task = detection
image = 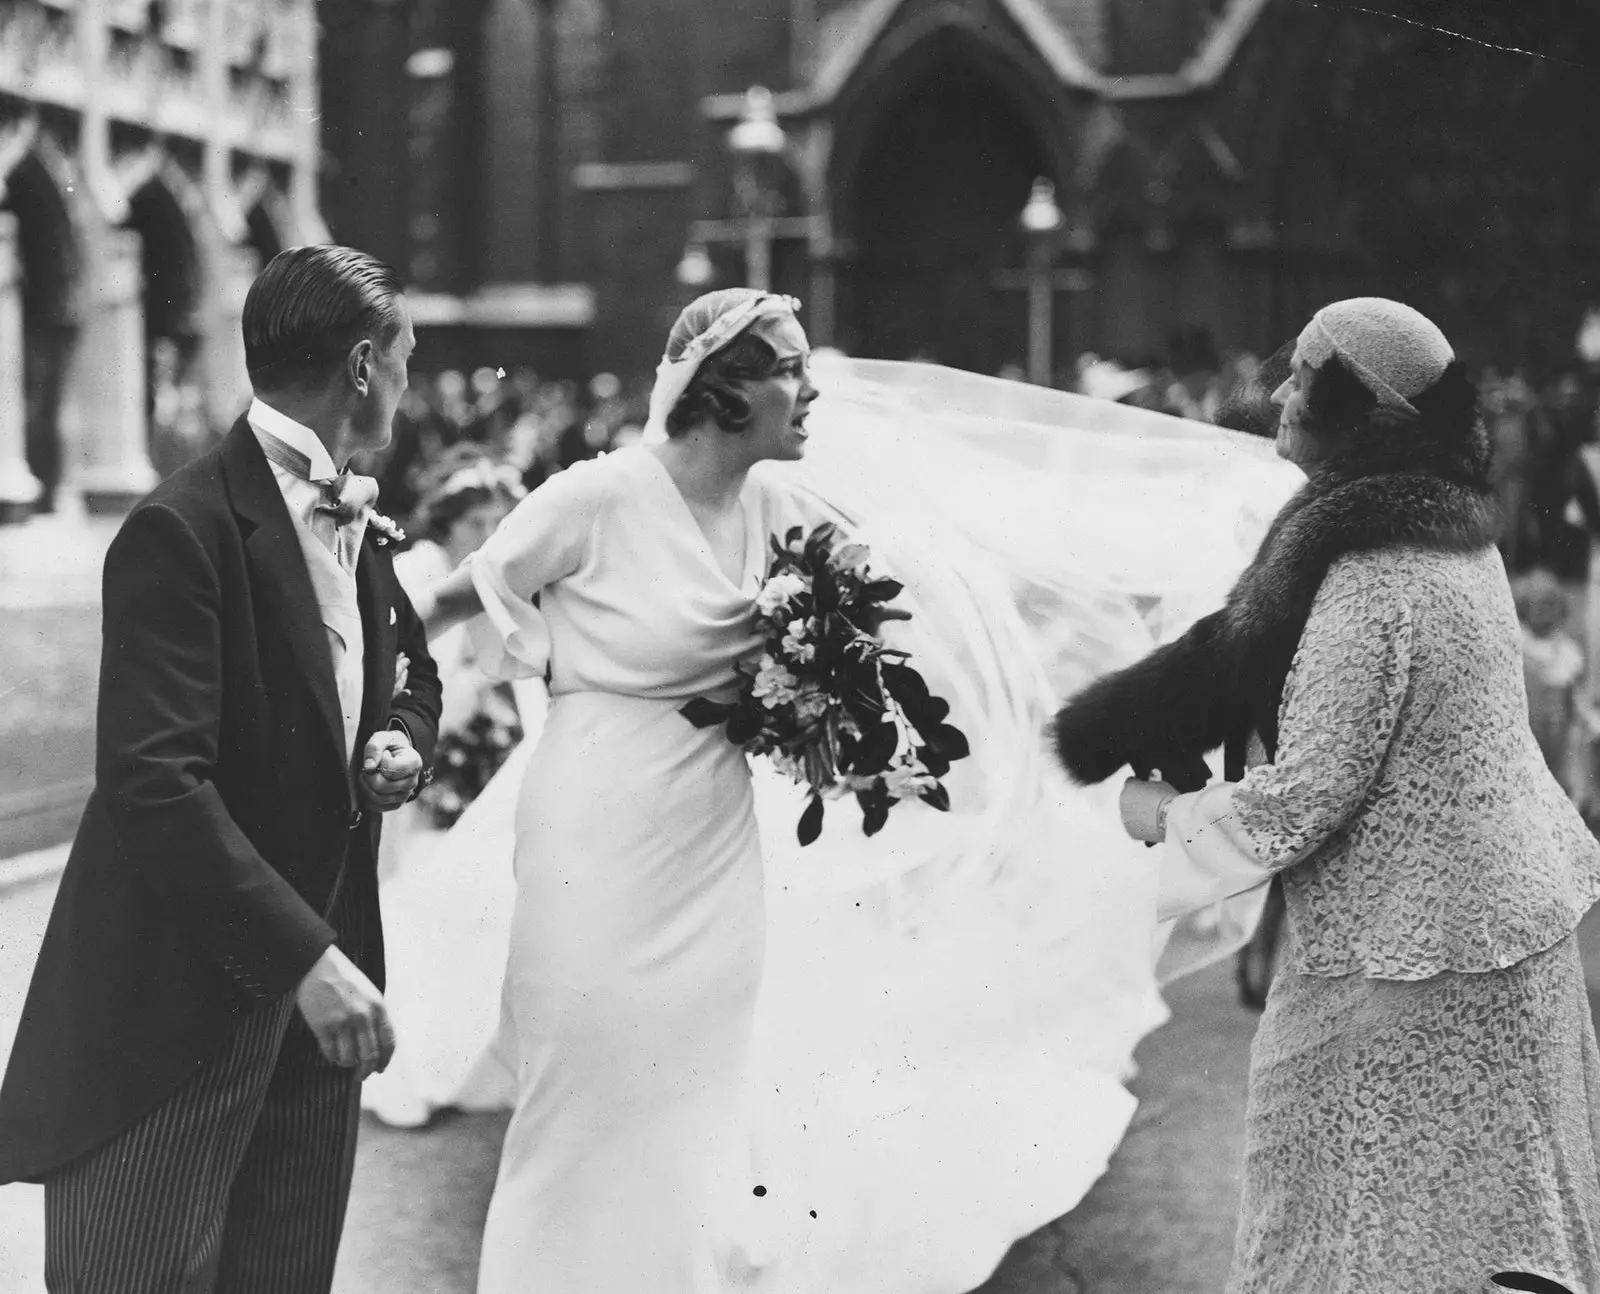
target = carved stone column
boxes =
[63,228,157,513]
[199,242,258,433]
[0,213,43,523]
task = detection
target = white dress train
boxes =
[381,361,1301,1291]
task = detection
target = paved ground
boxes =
[7,847,1600,1294]
[331,958,1256,1294]
[0,511,1592,1291]
[0,503,1250,1294]
[0,848,1252,1294]
[0,506,109,861]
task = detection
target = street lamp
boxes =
[1020,177,1065,386]
[1579,307,1600,370]
[675,241,714,291]
[727,86,787,292]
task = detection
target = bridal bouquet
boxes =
[682,522,969,845]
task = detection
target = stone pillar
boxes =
[288,0,328,244]
[63,228,157,514]
[199,242,258,433]
[0,213,43,523]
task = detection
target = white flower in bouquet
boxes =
[756,571,809,616]
[791,683,830,724]
[781,619,816,663]
[883,757,938,801]
[681,520,969,845]
[751,654,800,708]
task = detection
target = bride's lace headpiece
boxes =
[644,290,802,440]
[1296,297,1454,420]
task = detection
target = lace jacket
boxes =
[1163,543,1600,979]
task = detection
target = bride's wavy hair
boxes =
[664,288,788,436]
[1301,353,1490,485]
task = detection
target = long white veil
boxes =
[720,358,1301,1284]
[388,356,1305,1285]
[750,355,1301,945]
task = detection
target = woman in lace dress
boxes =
[1059,298,1600,1292]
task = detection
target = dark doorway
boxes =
[836,52,1048,376]
[3,154,77,513]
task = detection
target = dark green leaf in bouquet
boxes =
[812,564,839,615]
[785,525,805,548]
[804,522,837,561]
[835,727,859,769]
[834,542,871,574]
[860,577,904,604]
[881,661,932,706]
[853,719,900,774]
[680,697,733,728]
[927,721,970,762]
[919,783,952,812]
[857,784,892,837]
[797,792,825,846]
[726,706,764,745]
[919,746,952,778]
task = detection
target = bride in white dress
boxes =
[415,288,1301,1292]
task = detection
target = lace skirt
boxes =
[1230,932,1600,1293]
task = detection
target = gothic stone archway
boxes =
[832,36,1060,376]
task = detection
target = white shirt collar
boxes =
[247,397,340,482]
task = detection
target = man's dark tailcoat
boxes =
[0,417,441,1183]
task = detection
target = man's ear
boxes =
[347,339,375,397]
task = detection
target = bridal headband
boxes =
[1296,297,1454,419]
[428,460,527,506]
[644,291,803,439]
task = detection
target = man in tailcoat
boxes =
[0,244,443,1291]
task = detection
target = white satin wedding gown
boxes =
[395,359,1300,1293]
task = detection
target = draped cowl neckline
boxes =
[635,449,767,595]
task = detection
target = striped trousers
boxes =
[43,877,367,1294]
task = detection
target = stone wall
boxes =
[0,0,324,518]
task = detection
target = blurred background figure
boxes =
[1483,367,1548,571]
[1514,568,1594,799]
[391,447,530,805]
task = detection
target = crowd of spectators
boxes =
[352,366,653,528]
[1074,341,1600,589]
[367,346,1600,590]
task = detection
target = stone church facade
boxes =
[0,0,323,519]
[0,0,1395,518]
[321,0,1370,389]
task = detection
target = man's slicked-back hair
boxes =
[243,244,403,387]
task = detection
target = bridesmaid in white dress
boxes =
[424,289,822,1291]
[361,455,529,1128]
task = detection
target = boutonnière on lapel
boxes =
[367,512,406,547]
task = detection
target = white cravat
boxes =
[248,399,366,767]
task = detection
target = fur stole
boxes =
[1052,468,1500,788]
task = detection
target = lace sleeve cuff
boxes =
[1156,782,1276,921]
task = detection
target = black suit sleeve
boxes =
[96,504,335,1003]
[385,577,441,770]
